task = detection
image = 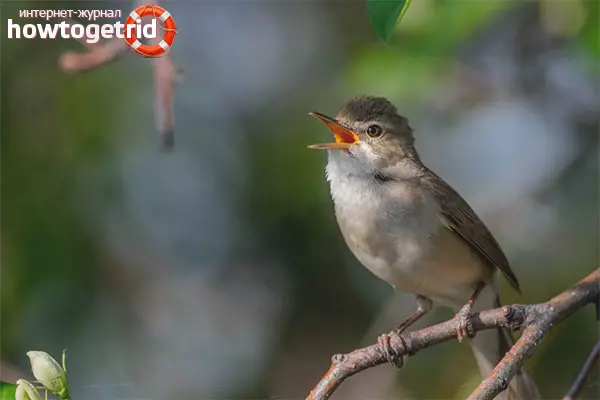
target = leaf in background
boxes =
[0,381,17,400]
[367,0,412,42]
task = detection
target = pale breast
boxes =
[330,169,438,288]
[328,160,490,306]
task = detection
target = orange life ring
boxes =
[124,5,176,57]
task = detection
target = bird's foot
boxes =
[377,331,404,368]
[456,303,475,343]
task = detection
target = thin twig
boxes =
[563,341,600,400]
[306,268,599,400]
[153,50,177,150]
[57,1,179,148]
[59,40,127,72]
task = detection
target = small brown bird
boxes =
[308,96,538,400]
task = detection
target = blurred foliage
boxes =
[346,0,512,100]
[0,382,17,400]
[578,0,600,59]
[1,2,124,361]
[367,0,412,42]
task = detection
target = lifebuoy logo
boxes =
[125,5,176,57]
[7,4,177,58]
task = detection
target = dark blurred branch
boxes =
[307,269,599,400]
[153,53,178,149]
[57,1,179,149]
[563,341,600,400]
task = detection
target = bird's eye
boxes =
[366,124,383,137]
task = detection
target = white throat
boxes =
[325,150,387,215]
[325,150,372,183]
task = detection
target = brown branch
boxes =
[307,268,599,400]
[153,53,178,150]
[59,39,127,72]
[563,341,600,400]
[469,270,599,400]
[57,2,179,149]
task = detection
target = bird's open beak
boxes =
[307,112,360,150]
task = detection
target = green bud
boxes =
[15,379,42,400]
[26,351,69,398]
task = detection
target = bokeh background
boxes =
[1,0,599,399]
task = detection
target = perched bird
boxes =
[308,96,539,399]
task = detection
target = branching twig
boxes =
[57,1,179,149]
[468,270,599,400]
[563,341,600,400]
[307,268,599,400]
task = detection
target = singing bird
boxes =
[308,96,538,399]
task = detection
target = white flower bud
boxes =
[26,351,69,398]
[15,379,42,400]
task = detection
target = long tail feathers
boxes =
[467,286,540,400]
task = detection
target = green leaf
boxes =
[367,0,412,42]
[0,381,17,400]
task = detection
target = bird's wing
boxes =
[422,169,521,292]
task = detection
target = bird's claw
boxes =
[377,331,404,368]
[456,303,475,343]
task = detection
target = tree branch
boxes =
[307,268,599,400]
[58,21,128,72]
[563,341,600,400]
[468,269,599,400]
[58,2,179,149]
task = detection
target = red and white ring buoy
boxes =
[124,5,176,57]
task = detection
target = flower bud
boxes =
[15,379,42,400]
[26,351,69,398]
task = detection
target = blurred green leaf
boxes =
[0,381,17,399]
[579,0,600,59]
[367,0,412,41]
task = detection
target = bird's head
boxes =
[308,96,418,174]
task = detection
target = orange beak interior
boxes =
[307,112,360,150]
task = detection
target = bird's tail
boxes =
[468,285,539,400]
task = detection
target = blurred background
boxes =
[1,0,598,399]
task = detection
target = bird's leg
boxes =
[378,295,433,368]
[456,281,486,343]
[395,295,433,333]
